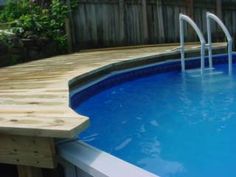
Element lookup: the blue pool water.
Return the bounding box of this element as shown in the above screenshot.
[72,55,236,177]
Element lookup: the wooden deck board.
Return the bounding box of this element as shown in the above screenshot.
[0,43,226,138]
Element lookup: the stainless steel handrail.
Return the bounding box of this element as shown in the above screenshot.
[179,14,206,73]
[206,12,233,74]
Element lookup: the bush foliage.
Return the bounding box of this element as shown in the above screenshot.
[0,0,78,50]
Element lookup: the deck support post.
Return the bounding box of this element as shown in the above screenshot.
[17,165,43,177]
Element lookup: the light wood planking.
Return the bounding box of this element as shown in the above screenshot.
[0,43,226,139]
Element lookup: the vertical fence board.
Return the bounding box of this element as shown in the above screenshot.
[216,0,223,19]
[119,0,125,44]
[142,0,149,43]
[156,0,165,43]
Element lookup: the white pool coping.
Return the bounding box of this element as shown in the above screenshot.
[57,140,158,177]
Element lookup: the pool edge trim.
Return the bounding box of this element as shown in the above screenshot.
[58,140,159,177]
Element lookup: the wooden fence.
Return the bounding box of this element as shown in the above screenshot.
[72,0,236,49]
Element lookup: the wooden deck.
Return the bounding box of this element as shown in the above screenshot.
[0,43,226,139]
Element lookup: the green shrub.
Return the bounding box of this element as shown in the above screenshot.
[0,0,78,51]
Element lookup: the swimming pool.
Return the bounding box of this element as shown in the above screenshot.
[71,54,236,177]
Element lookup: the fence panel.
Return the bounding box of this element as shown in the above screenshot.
[73,0,236,49]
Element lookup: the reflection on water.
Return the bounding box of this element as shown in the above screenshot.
[115,138,132,151]
[138,157,185,177]
[139,138,185,177]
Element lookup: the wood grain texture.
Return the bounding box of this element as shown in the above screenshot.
[0,134,55,168]
[0,43,226,138]
[72,0,236,49]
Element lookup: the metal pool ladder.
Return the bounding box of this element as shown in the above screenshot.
[179,13,206,74]
[206,12,233,74]
[179,12,233,74]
